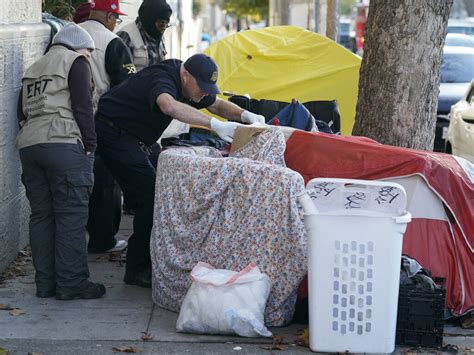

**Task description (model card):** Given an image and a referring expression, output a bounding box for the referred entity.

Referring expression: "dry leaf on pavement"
[140,332,153,341]
[261,344,288,351]
[112,346,143,353]
[261,335,288,351]
[0,304,13,311]
[28,352,44,355]
[9,308,26,316]
[295,328,309,347]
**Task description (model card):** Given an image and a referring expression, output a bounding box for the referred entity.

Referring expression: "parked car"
[445,33,474,48]
[445,80,474,162]
[435,46,474,152]
[447,19,474,36]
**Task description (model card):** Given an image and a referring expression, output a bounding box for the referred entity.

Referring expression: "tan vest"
[119,21,148,72]
[79,20,118,108]
[17,46,84,150]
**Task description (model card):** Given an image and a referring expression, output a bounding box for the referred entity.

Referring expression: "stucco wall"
[0,0,50,272]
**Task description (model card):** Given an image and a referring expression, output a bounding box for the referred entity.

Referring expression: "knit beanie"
[52,23,95,51]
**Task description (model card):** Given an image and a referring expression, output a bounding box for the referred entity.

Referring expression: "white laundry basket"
[301,178,411,353]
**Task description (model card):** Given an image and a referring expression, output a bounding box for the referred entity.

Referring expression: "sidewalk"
[0,214,473,354]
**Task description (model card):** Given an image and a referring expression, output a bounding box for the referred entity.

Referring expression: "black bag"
[229,95,340,133]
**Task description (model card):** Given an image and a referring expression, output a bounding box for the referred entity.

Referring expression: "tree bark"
[352,0,453,150]
[326,0,340,41]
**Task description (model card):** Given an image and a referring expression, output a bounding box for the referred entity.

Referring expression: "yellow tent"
[204,26,361,135]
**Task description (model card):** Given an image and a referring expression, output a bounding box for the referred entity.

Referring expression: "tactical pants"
[87,155,122,253]
[95,119,158,272]
[19,143,93,294]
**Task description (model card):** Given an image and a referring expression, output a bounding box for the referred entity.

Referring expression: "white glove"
[240,110,266,125]
[210,117,242,143]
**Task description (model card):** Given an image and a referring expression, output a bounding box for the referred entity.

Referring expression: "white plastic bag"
[176,262,272,337]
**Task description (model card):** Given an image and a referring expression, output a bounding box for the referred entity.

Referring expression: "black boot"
[56,281,106,300]
[124,269,151,288]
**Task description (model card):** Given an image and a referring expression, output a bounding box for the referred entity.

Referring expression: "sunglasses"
[109,12,123,25]
[156,19,171,28]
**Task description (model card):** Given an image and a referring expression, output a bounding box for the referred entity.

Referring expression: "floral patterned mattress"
[150,128,307,326]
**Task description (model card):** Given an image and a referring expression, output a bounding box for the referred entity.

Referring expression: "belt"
[96,115,150,149]
[96,115,121,131]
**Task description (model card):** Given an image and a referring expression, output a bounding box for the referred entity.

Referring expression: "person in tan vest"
[79,0,136,254]
[17,23,106,300]
[117,0,172,71]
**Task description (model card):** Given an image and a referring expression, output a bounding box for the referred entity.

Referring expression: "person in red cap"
[79,0,137,255]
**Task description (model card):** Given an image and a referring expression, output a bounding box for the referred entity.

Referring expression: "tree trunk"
[352,0,453,150]
[326,0,339,41]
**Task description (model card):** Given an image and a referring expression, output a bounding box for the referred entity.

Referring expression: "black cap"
[184,54,221,95]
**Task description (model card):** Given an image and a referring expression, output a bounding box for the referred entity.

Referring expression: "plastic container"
[302,178,411,353]
[396,283,446,348]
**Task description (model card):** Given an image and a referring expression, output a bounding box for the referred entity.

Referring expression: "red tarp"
[286,130,474,315]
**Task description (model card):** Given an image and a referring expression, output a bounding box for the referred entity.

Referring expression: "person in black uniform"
[95,53,265,288]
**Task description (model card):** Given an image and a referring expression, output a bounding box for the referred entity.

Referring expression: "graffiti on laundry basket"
[344,192,366,209]
[375,186,400,205]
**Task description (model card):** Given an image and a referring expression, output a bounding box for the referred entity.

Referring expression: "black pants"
[19,143,93,294]
[95,119,159,272]
[87,155,122,253]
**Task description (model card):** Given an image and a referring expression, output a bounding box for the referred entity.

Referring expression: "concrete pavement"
[0,214,473,354]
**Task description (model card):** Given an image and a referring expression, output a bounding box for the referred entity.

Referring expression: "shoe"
[124,269,152,288]
[105,240,128,253]
[55,281,106,300]
[36,289,55,298]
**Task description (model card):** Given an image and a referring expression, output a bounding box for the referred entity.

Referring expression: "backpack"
[267,100,315,131]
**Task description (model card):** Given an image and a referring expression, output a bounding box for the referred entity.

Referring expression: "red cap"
[90,0,127,16]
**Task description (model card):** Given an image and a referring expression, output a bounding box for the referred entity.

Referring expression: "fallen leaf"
[28,352,43,355]
[232,346,242,351]
[272,335,284,344]
[109,253,126,263]
[112,346,143,353]
[261,335,288,351]
[0,346,9,355]
[9,308,26,316]
[295,328,309,347]
[0,304,13,311]
[261,344,288,351]
[140,332,153,341]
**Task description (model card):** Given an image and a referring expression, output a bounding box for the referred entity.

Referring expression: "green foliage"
[193,0,202,17]
[42,0,85,20]
[219,0,269,20]
[340,0,357,16]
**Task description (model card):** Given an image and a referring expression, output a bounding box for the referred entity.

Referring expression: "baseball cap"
[52,23,95,51]
[184,54,221,95]
[90,0,127,16]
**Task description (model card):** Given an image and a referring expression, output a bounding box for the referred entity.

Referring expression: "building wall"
[269,0,322,33]
[0,0,50,272]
